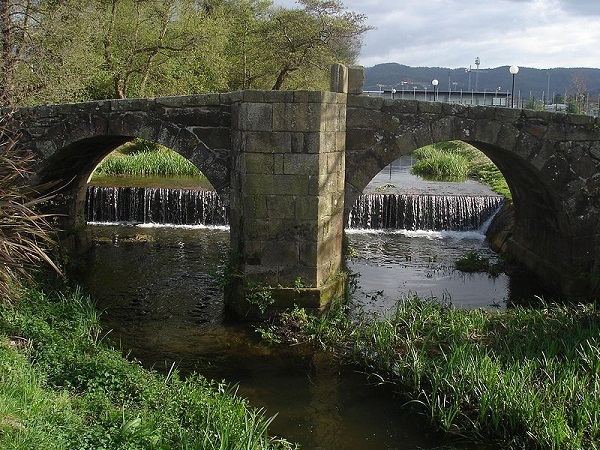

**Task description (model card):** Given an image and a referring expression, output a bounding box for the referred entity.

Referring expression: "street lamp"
[509,65,519,108]
[432,79,439,101]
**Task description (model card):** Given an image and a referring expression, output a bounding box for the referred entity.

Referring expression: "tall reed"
[411,141,511,199]
[282,296,600,449]
[0,114,61,304]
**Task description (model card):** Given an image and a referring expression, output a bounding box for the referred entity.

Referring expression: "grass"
[92,139,204,178]
[0,284,296,450]
[262,296,600,449]
[411,141,512,199]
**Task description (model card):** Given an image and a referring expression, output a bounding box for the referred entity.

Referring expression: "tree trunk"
[0,0,12,105]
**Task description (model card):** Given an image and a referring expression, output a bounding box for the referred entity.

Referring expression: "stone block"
[244,153,274,174]
[239,103,273,131]
[295,196,319,220]
[242,173,309,196]
[273,102,324,132]
[262,239,299,266]
[284,153,320,175]
[330,63,348,94]
[267,195,296,219]
[111,98,156,112]
[243,131,291,154]
[347,65,364,95]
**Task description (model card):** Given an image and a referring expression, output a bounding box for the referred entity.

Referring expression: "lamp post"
[432,79,439,101]
[475,57,480,91]
[509,65,519,108]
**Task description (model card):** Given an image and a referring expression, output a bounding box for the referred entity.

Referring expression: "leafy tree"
[1,0,371,104]
[257,0,370,90]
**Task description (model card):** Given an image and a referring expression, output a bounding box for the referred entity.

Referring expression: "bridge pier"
[226,88,348,318]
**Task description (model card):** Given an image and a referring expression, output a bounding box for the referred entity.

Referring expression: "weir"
[85,186,503,233]
[348,193,503,231]
[86,186,228,226]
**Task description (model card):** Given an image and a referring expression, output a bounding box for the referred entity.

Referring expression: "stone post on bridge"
[226,65,356,318]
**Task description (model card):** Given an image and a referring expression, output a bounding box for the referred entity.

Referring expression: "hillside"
[364,63,600,102]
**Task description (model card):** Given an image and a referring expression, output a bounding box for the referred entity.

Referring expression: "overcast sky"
[273,0,600,69]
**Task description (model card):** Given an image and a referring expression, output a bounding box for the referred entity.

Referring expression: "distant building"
[544,104,567,112]
[366,89,512,107]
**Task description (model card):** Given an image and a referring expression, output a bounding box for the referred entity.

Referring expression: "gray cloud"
[274,0,599,69]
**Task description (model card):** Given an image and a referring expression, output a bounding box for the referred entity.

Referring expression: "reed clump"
[0,115,61,304]
[277,296,600,449]
[93,139,203,178]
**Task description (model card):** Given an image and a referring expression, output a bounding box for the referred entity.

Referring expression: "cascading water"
[85,186,229,226]
[347,193,503,231]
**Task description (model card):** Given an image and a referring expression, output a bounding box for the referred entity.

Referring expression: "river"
[76,157,548,449]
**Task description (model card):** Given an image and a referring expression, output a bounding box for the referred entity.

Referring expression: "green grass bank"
[411,141,511,199]
[92,139,203,178]
[0,284,295,450]
[261,297,600,449]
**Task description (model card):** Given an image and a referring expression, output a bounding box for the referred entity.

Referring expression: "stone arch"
[345,97,600,300]
[25,106,232,235]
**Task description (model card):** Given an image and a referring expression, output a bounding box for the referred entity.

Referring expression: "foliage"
[0,114,60,303]
[0,285,297,449]
[411,141,512,199]
[247,285,275,314]
[277,296,600,449]
[258,0,371,90]
[92,139,203,178]
[1,0,371,105]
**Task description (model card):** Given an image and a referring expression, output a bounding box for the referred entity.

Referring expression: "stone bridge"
[8,65,600,316]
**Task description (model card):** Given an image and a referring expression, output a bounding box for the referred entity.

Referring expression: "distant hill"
[364,63,600,102]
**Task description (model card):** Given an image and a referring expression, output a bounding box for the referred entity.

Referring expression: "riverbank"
[262,296,600,449]
[0,282,296,450]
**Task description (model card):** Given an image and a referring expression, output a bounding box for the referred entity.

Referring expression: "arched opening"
[64,136,233,360]
[344,140,551,313]
[85,139,228,227]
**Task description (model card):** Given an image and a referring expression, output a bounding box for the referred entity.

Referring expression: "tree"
[254,0,370,90]
[570,71,589,114]
[0,0,40,105]
[1,0,372,104]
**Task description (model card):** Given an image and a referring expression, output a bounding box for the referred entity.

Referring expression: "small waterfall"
[347,193,503,231]
[85,186,229,226]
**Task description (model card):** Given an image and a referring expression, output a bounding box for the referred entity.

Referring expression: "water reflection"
[77,224,495,450]
[347,230,508,312]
